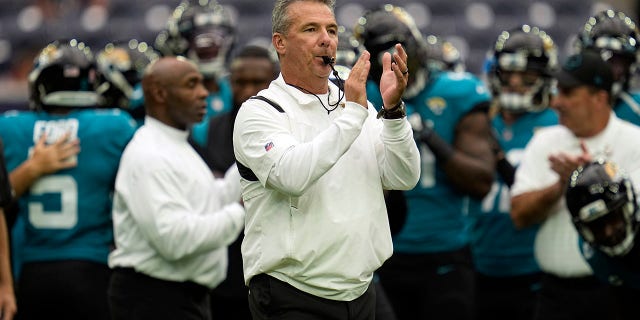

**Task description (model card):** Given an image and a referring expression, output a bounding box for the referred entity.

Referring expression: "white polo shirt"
[109,117,245,289]
[233,75,421,301]
[512,113,640,277]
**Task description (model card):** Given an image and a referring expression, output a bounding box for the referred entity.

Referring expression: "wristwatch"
[377,100,406,119]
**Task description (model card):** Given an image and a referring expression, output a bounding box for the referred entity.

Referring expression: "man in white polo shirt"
[232,0,420,319]
[510,49,640,319]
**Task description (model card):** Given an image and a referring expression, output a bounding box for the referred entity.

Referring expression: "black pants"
[373,279,397,320]
[377,246,475,320]
[534,273,620,320]
[16,260,111,320]
[611,285,640,320]
[475,272,542,320]
[248,274,376,320]
[210,235,252,320]
[108,267,211,320]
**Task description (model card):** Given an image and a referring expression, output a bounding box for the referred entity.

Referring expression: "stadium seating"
[0,0,620,108]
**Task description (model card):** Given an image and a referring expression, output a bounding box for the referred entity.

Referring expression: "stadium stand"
[0,0,627,111]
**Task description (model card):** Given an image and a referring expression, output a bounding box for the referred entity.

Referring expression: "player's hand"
[30,132,80,175]
[0,284,16,320]
[380,43,409,110]
[549,141,591,187]
[344,50,371,108]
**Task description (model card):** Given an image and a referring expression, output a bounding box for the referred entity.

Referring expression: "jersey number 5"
[28,175,78,229]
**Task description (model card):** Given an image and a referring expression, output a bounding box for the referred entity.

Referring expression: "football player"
[423,34,465,73]
[566,159,640,319]
[574,9,640,125]
[470,25,559,320]
[355,5,495,320]
[95,39,159,126]
[0,39,136,320]
[155,0,235,119]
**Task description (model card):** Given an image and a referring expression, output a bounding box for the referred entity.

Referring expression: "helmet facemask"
[187,25,234,79]
[488,26,557,113]
[574,10,640,96]
[492,53,554,112]
[566,160,640,258]
[166,1,235,80]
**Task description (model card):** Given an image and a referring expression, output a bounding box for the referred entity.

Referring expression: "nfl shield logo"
[264,141,274,152]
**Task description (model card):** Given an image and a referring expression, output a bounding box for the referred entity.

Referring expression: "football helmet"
[353,4,426,98]
[95,39,159,109]
[565,159,640,257]
[336,26,362,68]
[329,26,362,86]
[574,10,640,95]
[162,0,235,79]
[424,35,465,73]
[28,39,99,111]
[154,28,181,57]
[487,25,557,112]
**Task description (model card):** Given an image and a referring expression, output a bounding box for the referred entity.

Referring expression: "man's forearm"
[510,181,564,229]
[9,160,42,199]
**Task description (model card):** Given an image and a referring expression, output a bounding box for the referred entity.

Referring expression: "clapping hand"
[549,141,592,188]
[379,43,409,110]
[344,50,371,108]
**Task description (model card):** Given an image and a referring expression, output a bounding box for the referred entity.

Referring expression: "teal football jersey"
[470,109,558,276]
[365,80,384,111]
[0,109,136,267]
[393,71,491,253]
[615,91,640,126]
[191,77,233,147]
[579,238,640,290]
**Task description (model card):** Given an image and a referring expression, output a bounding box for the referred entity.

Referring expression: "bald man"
[107,57,245,320]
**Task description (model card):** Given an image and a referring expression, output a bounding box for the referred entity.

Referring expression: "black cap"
[554,50,613,92]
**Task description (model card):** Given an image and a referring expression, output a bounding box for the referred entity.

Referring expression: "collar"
[273,74,342,107]
[144,116,190,141]
[580,111,620,159]
[596,111,620,139]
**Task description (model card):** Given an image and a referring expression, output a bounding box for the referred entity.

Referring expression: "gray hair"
[272,0,336,35]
